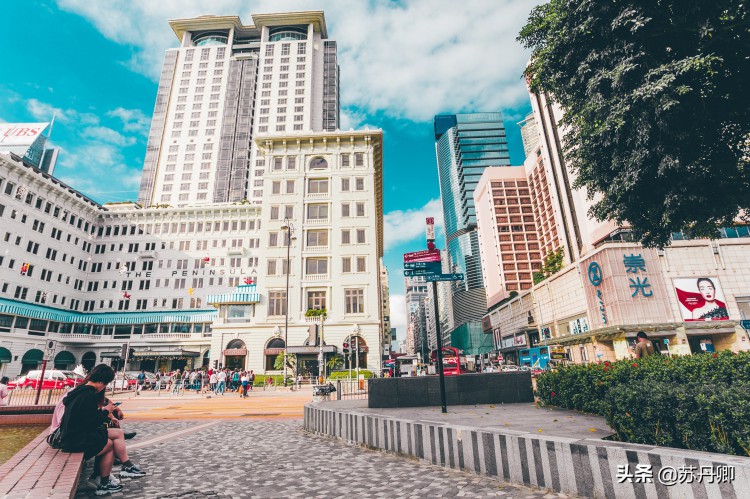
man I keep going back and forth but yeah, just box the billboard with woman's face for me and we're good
[674,277,730,321]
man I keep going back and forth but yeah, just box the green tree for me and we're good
[533,247,565,284]
[274,352,296,371]
[519,0,750,247]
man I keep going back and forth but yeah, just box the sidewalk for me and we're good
[305,401,750,499]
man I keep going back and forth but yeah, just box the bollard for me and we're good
[337,380,341,400]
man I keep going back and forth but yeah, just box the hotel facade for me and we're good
[0,11,386,379]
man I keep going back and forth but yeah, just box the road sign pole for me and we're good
[34,359,47,406]
[432,283,448,413]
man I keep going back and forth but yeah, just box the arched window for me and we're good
[226,339,246,349]
[309,157,328,170]
[267,338,285,349]
[264,338,286,371]
[54,351,76,370]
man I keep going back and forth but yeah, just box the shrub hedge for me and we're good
[535,351,750,456]
[328,370,374,380]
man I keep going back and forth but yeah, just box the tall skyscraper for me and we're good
[138,13,340,207]
[434,112,510,326]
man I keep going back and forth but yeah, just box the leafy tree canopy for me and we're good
[519,0,750,247]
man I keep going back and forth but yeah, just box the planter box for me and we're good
[368,372,533,408]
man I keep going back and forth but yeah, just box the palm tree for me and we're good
[274,352,296,371]
[326,353,344,371]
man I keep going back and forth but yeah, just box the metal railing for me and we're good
[336,379,368,400]
[3,387,68,407]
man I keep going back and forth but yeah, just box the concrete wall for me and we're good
[305,404,750,498]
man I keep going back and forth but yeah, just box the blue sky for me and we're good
[0,0,536,337]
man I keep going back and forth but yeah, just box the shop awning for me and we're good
[21,349,43,363]
[287,345,338,355]
[0,347,11,364]
[684,327,736,336]
[132,349,200,357]
[100,352,122,359]
[54,351,76,364]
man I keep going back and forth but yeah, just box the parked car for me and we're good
[12,370,84,390]
[519,365,532,372]
[108,372,137,390]
[126,371,156,389]
[501,365,520,372]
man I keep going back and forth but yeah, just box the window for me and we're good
[306,258,328,275]
[270,206,279,220]
[307,291,326,310]
[309,157,328,170]
[356,203,365,217]
[357,256,367,272]
[341,154,350,167]
[285,180,295,193]
[341,229,351,244]
[345,289,364,314]
[272,181,281,194]
[355,178,365,191]
[355,153,364,167]
[267,259,277,276]
[341,178,350,191]
[284,205,293,219]
[306,230,328,247]
[307,179,329,194]
[287,157,296,170]
[342,256,351,273]
[341,203,350,217]
[306,204,328,220]
[356,229,366,244]
[268,291,287,316]
[273,157,283,170]
[269,232,279,247]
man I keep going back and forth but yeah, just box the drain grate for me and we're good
[240,413,281,417]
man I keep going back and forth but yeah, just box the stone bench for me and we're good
[0,431,84,499]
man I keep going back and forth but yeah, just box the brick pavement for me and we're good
[75,420,570,498]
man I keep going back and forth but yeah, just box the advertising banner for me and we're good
[673,277,729,321]
[403,249,441,263]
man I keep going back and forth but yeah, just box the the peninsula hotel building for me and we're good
[0,11,387,379]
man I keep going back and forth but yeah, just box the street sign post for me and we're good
[404,268,442,277]
[403,249,441,263]
[403,261,442,271]
[425,273,464,282]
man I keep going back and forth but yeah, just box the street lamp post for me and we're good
[281,219,295,387]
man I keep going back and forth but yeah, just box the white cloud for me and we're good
[55,0,535,122]
[27,99,68,122]
[383,198,444,251]
[107,107,151,135]
[389,294,407,341]
[82,126,137,146]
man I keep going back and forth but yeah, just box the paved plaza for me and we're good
[74,419,570,498]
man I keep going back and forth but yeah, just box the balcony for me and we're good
[226,247,245,256]
[305,218,330,226]
[305,192,329,200]
[139,250,157,259]
[303,273,330,281]
[304,245,330,253]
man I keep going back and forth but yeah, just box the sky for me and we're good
[0,0,538,340]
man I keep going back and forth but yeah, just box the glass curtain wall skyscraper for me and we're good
[434,113,510,327]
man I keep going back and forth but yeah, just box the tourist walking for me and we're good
[249,370,255,390]
[209,371,218,393]
[232,370,240,391]
[216,369,227,395]
[136,370,146,396]
[171,369,182,394]
[240,373,249,398]
[635,331,656,358]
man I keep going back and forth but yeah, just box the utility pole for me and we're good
[432,282,447,413]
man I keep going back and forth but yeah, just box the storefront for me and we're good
[223,340,247,370]
[132,348,202,372]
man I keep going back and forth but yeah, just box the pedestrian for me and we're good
[267,376,273,389]
[241,373,249,398]
[232,370,240,391]
[0,376,10,406]
[170,369,181,394]
[216,369,227,395]
[209,371,217,393]
[634,331,656,358]
[154,371,162,391]
[249,370,255,390]
[136,370,146,396]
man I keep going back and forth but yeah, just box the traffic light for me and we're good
[343,342,350,354]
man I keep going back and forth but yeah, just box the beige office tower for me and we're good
[138,12,340,207]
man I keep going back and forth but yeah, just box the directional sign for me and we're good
[403,249,441,263]
[741,320,750,331]
[404,261,442,270]
[404,268,441,277]
[425,273,464,282]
